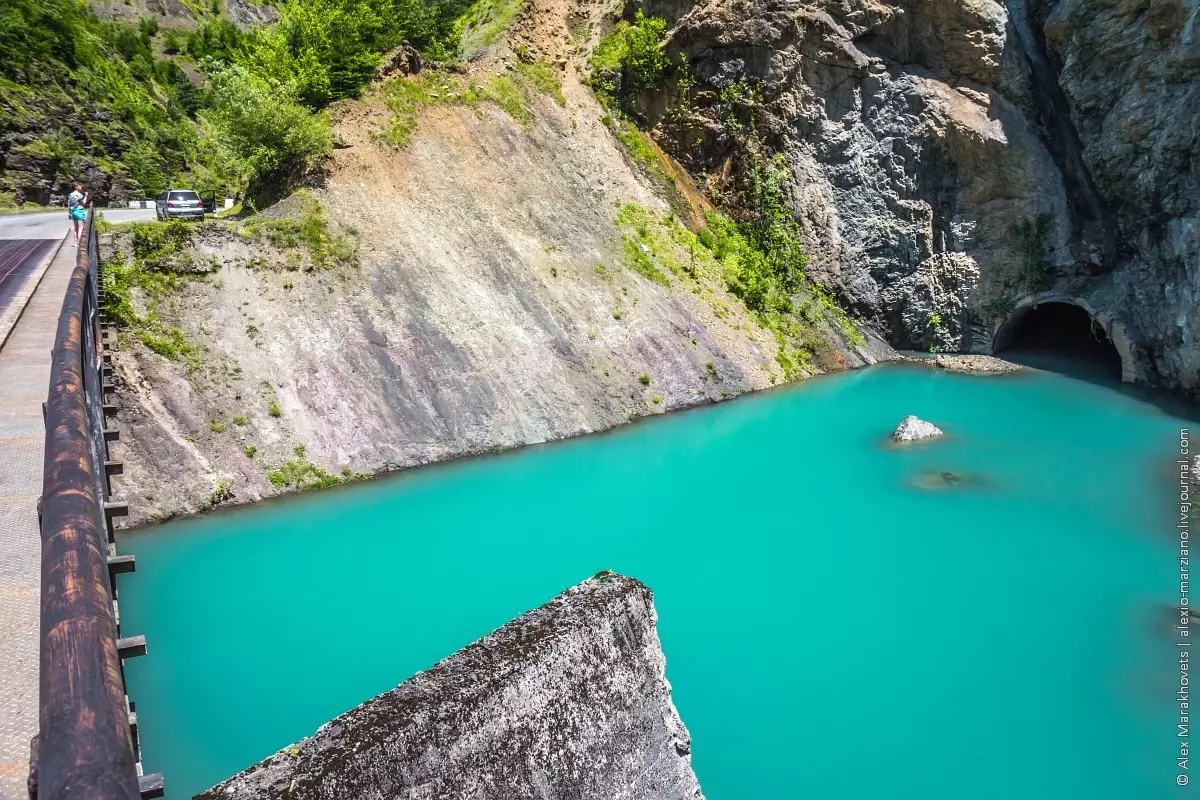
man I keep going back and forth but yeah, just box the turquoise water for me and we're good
[118,364,1192,799]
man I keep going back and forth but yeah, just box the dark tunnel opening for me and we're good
[995,302,1123,381]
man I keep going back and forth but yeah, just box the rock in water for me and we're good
[892,415,945,442]
[195,574,705,800]
[934,354,1022,375]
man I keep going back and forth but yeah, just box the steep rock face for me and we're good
[109,76,893,525]
[0,98,141,206]
[195,574,705,800]
[641,0,1199,392]
[1042,0,1200,387]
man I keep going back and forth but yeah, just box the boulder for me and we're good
[196,573,705,800]
[377,42,422,80]
[892,415,945,442]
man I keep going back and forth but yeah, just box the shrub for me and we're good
[160,28,185,55]
[981,297,1016,319]
[203,63,333,184]
[266,448,346,491]
[1010,213,1054,290]
[589,11,671,108]
[131,219,193,268]
[208,479,234,505]
[121,140,168,197]
[186,18,243,62]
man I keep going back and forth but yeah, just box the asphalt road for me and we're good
[0,207,158,240]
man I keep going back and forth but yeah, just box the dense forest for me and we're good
[0,0,471,205]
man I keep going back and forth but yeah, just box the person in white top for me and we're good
[67,183,88,246]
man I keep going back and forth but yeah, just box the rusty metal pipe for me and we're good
[37,209,141,800]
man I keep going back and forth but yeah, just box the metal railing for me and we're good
[33,209,161,800]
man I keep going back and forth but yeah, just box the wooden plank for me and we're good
[107,554,135,575]
[103,501,128,519]
[138,772,164,799]
[115,636,146,660]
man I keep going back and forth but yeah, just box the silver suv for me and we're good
[155,189,206,221]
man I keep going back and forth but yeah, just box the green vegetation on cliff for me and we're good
[238,0,464,108]
[591,13,862,377]
[103,220,211,365]
[457,0,524,53]
[589,11,672,108]
[375,62,564,147]
[237,190,359,268]
[1,0,472,204]
[0,0,240,202]
[103,192,354,365]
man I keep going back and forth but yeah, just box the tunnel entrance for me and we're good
[994,302,1123,381]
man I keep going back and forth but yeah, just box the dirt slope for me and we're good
[109,8,893,526]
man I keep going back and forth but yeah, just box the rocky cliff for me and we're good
[105,0,1196,522]
[195,574,705,800]
[636,0,1198,392]
[106,55,891,525]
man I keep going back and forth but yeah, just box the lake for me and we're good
[117,362,1193,798]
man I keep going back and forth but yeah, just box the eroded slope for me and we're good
[108,61,890,524]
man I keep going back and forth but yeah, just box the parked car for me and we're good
[155,189,206,221]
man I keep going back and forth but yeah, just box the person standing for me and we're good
[67,183,88,246]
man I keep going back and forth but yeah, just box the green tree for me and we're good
[0,0,97,76]
[241,0,460,107]
[186,18,244,62]
[203,63,333,181]
[121,140,168,196]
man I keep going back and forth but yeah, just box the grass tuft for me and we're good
[239,190,358,270]
[376,63,563,148]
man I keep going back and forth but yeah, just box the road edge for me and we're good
[0,233,69,353]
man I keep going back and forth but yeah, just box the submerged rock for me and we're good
[892,416,945,442]
[196,573,705,800]
[908,470,987,491]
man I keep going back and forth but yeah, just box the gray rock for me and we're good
[892,415,945,442]
[106,93,895,526]
[195,574,705,800]
[640,0,1199,395]
[376,42,423,79]
[908,470,987,490]
[934,354,1023,374]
